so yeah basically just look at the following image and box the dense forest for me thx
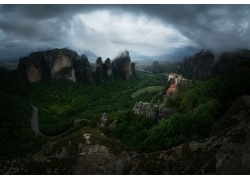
[1,62,250,159]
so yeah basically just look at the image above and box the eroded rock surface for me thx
[104,58,114,82]
[17,48,94,84]
[134,101,176,121]
[112,50,135,81]
[181,49,214,78]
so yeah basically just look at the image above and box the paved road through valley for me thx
[31,105,40,135]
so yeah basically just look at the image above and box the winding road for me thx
[31,105,40,135]
[30,105,81,139]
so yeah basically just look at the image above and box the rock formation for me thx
[104,58,114,82]
[180,49,250,78]
[95,57,104,83]
[74,55,96,84]
[131,62,137,79]
[112,50,135,81]
[100,113,108,127]
[17,48,95,84]
[214,49,250,75]
[181,49,214,78]
[16,48,137,83]
[134,101,176,121]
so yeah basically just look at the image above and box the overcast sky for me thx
[0,4,250,60]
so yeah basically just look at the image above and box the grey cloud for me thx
[1,4,250,60]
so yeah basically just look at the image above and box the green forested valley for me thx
[1,69,250,159]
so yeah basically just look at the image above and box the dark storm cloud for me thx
[0,4,250,60]
[124,4,250,53]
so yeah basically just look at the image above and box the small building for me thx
[168,73,182,84]
[166,83,178,95]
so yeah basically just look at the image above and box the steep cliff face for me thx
[112,51,135,81]
[180,49,250,78]
[131,62,137,79]
[17,48,95,84]
[134,101,176,121]
[17,49,137,83]
[214,49,250,74]
[182,50,214,78]
[74,55,95,84]
[104,58,114,82]
[95,57,104,83]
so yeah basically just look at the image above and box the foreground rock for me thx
[0,128,137,175]
[1,96,250,174]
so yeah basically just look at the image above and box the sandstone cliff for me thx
[17,48,137,83]
[181,49,214,78]
[95,57,104,83]
[112,50,136,81]
[17,48,95,84]
[180,49,250,78]
[104,58,114,82]
[214,49,250,75]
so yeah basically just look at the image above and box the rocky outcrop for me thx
[112,50,135,81]
[17,48,95,84]
[214,49,250,75]
[74,55,96,84]
[180,49,250,78]
[181,49,214,78]
[104,58,114,82]
[100,113,108,127]
[96,57,104,83]
[134,101,176,121]
[0,127,137,175]
[1,96,250,174]
[17,48,137,83]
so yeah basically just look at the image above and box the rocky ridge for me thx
[17,48,137,83]
[181,49,214,78]
[179,49,250,78]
